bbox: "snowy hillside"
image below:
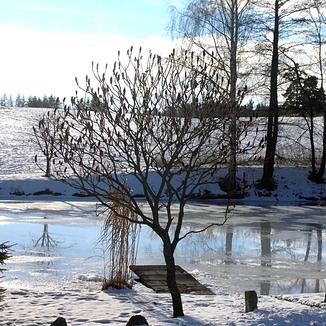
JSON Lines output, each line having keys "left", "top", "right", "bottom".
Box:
{"left": 0, "top": 107, "right": 324, "bottom": 204}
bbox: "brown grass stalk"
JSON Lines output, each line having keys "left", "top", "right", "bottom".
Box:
{"left": 98, "top": 190, "right": 140, "bottom": 290}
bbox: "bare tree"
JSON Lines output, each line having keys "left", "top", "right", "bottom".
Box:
{"left": 33, "top": 102, "right": 61, "bottom": 177}
{"left": 44, "top": 47, "right": 237, "bottom": 317}
{"left": 258, "top": 0, "right": 318, "bottom": 189}
{"left": 260, "top": 0, "right": 281, "bottom": 190}
{"left": 169, "top": 0, "right": 257, "bottom": 193}
{"left": 303, "top": 0, "right": 326, "bottom": 182}
{"left": 262, "top": 0, "right": 326, "bottom": 185}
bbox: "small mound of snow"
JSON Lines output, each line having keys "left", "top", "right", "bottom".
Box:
{"left": 77, "top": 273, "right": 103, "bottom": 282}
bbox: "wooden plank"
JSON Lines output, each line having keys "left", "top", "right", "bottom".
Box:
{"left": 130, "top": 265, "right": 214, "bottom": 295}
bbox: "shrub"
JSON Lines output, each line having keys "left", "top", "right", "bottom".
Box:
{"left": 0, "top": 242, "right": 12, "bottom": 273}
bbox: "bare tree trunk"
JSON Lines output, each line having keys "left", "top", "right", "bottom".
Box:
{"left": 307, "top": 110, "right": 325, "bottom": 183}
{"left": 163, "top": 240, "right": 184, "bottom": 317}
{"left": 261, "top": 0, "right": 279, "bottom": 190}
{"left": 303, "top": 102, "right": 318, "bottom": 180}
{"left": 314, "top": 110, "right": 326, "bottom": 182}
{"left": 221, "top": 0, "right": 239, "bottom": 193}
{"left": 45, "top": 157, "right": 51, "bottom": 177}
{"left": 227, "top": 108, "right": 238, "bottom": 192}
{"left": 312, "top": 2, "right": 326, "bottom": 183}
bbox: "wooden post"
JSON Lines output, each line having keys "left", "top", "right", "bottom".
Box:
{"left": 126, "top": 315, "right": 149, "bottom": 326}
{"left": 245, "top": 290, "right": 258, "bottom": 312}
{"left": 50, "top": 317, "right": 67, "bottom": 326}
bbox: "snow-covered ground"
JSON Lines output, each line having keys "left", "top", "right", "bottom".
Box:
{"left": 1, "top": 200, "right": 325, "bottom": 325}
{"left": 0, "top": 107, "right": 325, "bottom": 325}
{"left": 1, "top": 283, "right": 325, "bottom": 325}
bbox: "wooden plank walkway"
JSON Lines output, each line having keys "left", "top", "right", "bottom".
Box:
{"left": 130, "top": 265, "right": 214, "bottom": 295}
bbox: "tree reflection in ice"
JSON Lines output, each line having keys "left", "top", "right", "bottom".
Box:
{"left": 177, "top": 217, "right": 325, "bottom": 295}
{"left": 32, "top": 217, "right": 58, "bottom": 268}
{"left": 34, "top": 221, "right": 58, "bottom": 251}
{"left": 260, "top": 221, "right": 271, "bottom": 294}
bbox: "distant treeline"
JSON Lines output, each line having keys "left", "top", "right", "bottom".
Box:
{"left": 0, "top": 93, "right": 313, "bottom": 118}
{"left": 0, "top": 93, "right": 61, "bottom": 108}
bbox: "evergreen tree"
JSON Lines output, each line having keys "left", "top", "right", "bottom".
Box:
{"left": 48, "top": 95, "right": 57, "bottom": 108}
{"left": 42, "top": 95, "right": 50, "bottom": 108}
{"left": 8, "top": 95, "right": 13, "bottom": 107}
{"left": 15, "top": 94, "right": 22, "bottom": 107}
{"left": 0, "top": 93, "right": 8, "bottom": 107}
{"left": 2, "top": 93, "right": 59, "bottom": 108}
{"left": 21, "top": 95, "right": 26, "bottom": 107}
{"left": 284, "top": 72, "right": 324, "bottom": 115}
{"left": 0, "top": 242, "right": 12, "bottom": 273}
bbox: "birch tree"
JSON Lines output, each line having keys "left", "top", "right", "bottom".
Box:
{"left": 169, "top": 0, "right": 257, "bottom": 193}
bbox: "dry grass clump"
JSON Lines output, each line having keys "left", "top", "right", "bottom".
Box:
{"left": 98, "top": 191, "right": 140, "bottom": 290}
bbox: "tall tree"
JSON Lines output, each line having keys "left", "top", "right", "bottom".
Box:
{"left": 304, "top": 0, "right": 326, "bottom": 182}
{"left": 0, "top": 93, "right": 8, "bottom": 107}
{"left": 259, "top": 0, "right": 313, "bottom": 189}
{"left": 283, "top": 70, "right": 323, "bottom": 115}
{"left": 42, "top": 95, "right": 50, "bottom": 108}
{"left": 27, "top": 96, "right": 37, "bottom": 107}
{"left": 273, "top": 0, "right": 326, "bottom": 183}
{"left": 15, "top": 94, "right": 23, "bottom": 107}
{"left": 8, "top": 95, "right": 13, "bottom": 107}
{"left": 283, "top": 66, "right": 325, "bottom": 179}
{"left": 260, "top": 0, "right": 280, "bottom": 190}
{"left": 169, "top": 0, "right": 257, "bottom": 193}
{"left": 48, "top": 94, "right": 58, "bottom": 108}
{"left": 39, "top": 48, "right": 240, "bottom": 317}
{"left": 21, "top": 95, "right": 26, "bottom": 107}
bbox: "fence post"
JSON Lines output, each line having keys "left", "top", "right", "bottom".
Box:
{"left": 245, "top": 290, "right": 258, "bottom": 312}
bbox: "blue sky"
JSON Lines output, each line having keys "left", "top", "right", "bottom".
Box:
{"left": 0, "top": 0, "right": 174, "bottom": 37}
{"left": 0, "top": 0, "right": 180, "bottom": 99}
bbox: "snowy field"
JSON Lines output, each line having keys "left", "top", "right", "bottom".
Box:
{"left": 0, "top": 107, "right": 324, "bottom": 176}
{"left": 0, "top": 107, "right": 325, "bottom": 325}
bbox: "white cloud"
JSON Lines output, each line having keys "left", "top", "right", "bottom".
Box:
{"left": 94, "top": 16, "right": 104, "bottom": 24}
{"left": 0, "top": 23, "right": 176, "bottom": 99}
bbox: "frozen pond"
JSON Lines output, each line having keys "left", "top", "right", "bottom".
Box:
{"left": 0, "top": 200, "right": 325, "bottom": 296}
